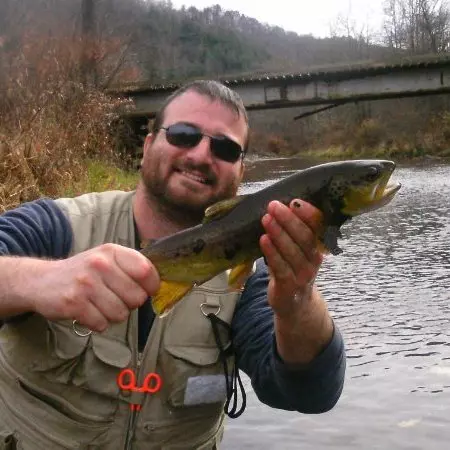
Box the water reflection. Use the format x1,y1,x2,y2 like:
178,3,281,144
223,159,450,450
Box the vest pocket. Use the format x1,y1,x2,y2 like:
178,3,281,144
29,321,132,421
164,345,229,408
161,291,236,409
5,377,111,448
35,322,131,392
137,407,225,449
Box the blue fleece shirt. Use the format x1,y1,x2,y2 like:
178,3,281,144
0,198,346,414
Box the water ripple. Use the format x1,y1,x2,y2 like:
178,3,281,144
224,161,450,450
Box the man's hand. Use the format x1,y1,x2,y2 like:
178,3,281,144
2,244,160,332
260,199,323,315
260,199,334,364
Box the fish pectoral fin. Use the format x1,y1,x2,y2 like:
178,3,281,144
228,261,254,290
151,280,194,317
321,225,343,255
317,240,330,255
203,195,248,223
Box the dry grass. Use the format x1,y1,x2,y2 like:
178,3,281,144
0,34,135,212
288,112,450,160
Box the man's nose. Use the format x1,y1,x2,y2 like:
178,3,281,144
187,135,214,162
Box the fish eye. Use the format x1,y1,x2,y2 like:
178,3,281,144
365,166,380,181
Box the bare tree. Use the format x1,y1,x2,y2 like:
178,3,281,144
329,7,379,60
81,0,97,86
383,0,450,53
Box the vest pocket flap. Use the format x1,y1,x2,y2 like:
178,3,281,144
92,335,132,367
165,345,220,366
48,322,89,359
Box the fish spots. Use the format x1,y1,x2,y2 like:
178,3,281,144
192,239,206,254
224,241,242,260
329,182,346,198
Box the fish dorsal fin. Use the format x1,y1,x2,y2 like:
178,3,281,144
203,195,248,223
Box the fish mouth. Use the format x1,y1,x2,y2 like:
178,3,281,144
367,180,402,212
343,165,402,215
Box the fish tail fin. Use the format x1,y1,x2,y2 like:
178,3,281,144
151,281,194,316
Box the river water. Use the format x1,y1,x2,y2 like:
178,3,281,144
222,157,450,450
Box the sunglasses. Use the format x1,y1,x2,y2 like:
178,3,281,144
160,122,244,163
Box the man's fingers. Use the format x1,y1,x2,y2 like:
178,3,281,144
288,199,323,232
261,213,306,270
89,252,149,311
259,233,294,283
72,266,133,323
88,283,133,324
74,302,109,333
264,201,321,265
110,245,160,297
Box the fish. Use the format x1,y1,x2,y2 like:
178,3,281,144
141,159,401,316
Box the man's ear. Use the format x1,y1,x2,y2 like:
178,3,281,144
143,133,154,153
140,133,154,167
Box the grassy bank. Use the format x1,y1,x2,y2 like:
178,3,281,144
0,73,136,212
251,108,450,162
303,143,450,161
61,160,139,198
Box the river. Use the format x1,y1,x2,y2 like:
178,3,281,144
221,157,450,450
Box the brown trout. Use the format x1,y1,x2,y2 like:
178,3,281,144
141,159,401,315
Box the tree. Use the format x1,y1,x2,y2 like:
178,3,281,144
81,0,97,86
383,0,450,53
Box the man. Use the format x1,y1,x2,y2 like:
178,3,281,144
0,80,345,449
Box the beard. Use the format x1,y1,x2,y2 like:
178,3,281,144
140,159,241,226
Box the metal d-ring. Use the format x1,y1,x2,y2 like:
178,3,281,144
72,320,93,337
200,302,221,317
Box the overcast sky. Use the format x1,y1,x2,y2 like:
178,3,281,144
169,0,386,38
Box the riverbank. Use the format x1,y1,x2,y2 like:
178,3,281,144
252,146,450,167
302,145,450,163
2,141,449,213
303,134,450,159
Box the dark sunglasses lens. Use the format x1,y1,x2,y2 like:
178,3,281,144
211,137,242,163
166,124,202,148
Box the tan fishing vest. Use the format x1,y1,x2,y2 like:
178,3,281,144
0,191,242,450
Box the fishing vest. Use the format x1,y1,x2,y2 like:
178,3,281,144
0,190,242,449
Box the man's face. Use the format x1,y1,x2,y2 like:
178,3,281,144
140,90,247,220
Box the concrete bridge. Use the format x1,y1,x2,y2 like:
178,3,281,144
113,56,450,126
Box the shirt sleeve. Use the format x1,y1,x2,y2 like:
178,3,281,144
232,258,346,413
0,198,72,258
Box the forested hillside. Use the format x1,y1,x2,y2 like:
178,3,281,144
0,0,398,87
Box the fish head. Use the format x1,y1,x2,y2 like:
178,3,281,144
306,160,401,255
331,160,401,216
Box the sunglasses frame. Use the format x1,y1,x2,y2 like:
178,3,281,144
160,122,244,163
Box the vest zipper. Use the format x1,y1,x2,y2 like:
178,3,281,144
125,409,136,449
124,322,143,449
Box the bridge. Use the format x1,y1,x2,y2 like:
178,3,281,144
113,55,450,127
